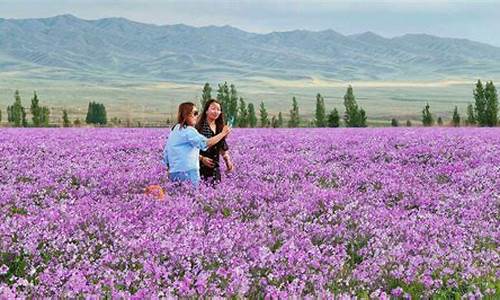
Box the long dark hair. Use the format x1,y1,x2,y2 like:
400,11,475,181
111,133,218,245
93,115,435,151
195,99,225,133
175,102,196,129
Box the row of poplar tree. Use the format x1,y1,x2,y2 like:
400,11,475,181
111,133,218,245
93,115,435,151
0,90,108,127
3,90,50,127
0,80,497,127
418,80,498,127
201,80,497,128
201,82,367,128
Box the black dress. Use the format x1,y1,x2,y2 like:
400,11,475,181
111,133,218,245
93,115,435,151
198,120,229,182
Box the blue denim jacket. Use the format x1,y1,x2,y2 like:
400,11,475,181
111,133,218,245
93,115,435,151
163,124,208,173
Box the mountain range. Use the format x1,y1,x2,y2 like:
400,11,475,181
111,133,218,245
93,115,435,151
1,14,500,83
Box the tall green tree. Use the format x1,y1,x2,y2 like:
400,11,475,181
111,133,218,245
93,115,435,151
327,108,340,128
228,84,239,126
62,109,71,127
277,112,283,128
237,97,248,128
31,91,42,126
344,85,358,127
343,85,366,127
30,91,50,127
10,90,27,127
98,103,107,125
40,106,50,126
247,103,257,128
406,120,412,127
474,80,487,126
315,93,326,127
86,102,107,125
259,101,269,128
422,102,434,126
484,81,498,126
0,108,2,124
466,104,476,125
391,118,399,127
86,102,93,124
288,96,300,128
7,105,12,122
359,108,367,127
216,82,230,116
452,106,460,127
201,83,212,108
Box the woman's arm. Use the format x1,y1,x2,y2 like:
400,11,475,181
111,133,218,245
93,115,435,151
186,125,230,151
206,125,231,148
220,150,234,172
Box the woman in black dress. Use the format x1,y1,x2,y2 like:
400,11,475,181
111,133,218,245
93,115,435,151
195,99,234,182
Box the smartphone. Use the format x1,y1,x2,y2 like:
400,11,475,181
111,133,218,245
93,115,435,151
227,116,235,128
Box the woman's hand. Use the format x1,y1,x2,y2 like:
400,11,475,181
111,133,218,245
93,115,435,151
225,160,234,173
222,125,231,137
201,156,215,168
223,154,234,173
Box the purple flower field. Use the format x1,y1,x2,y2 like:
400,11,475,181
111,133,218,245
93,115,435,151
0,128,499,298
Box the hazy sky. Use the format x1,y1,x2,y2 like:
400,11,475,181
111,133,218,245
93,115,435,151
1,0,500,46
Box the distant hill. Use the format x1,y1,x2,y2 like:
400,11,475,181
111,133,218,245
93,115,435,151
1,14,500,83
